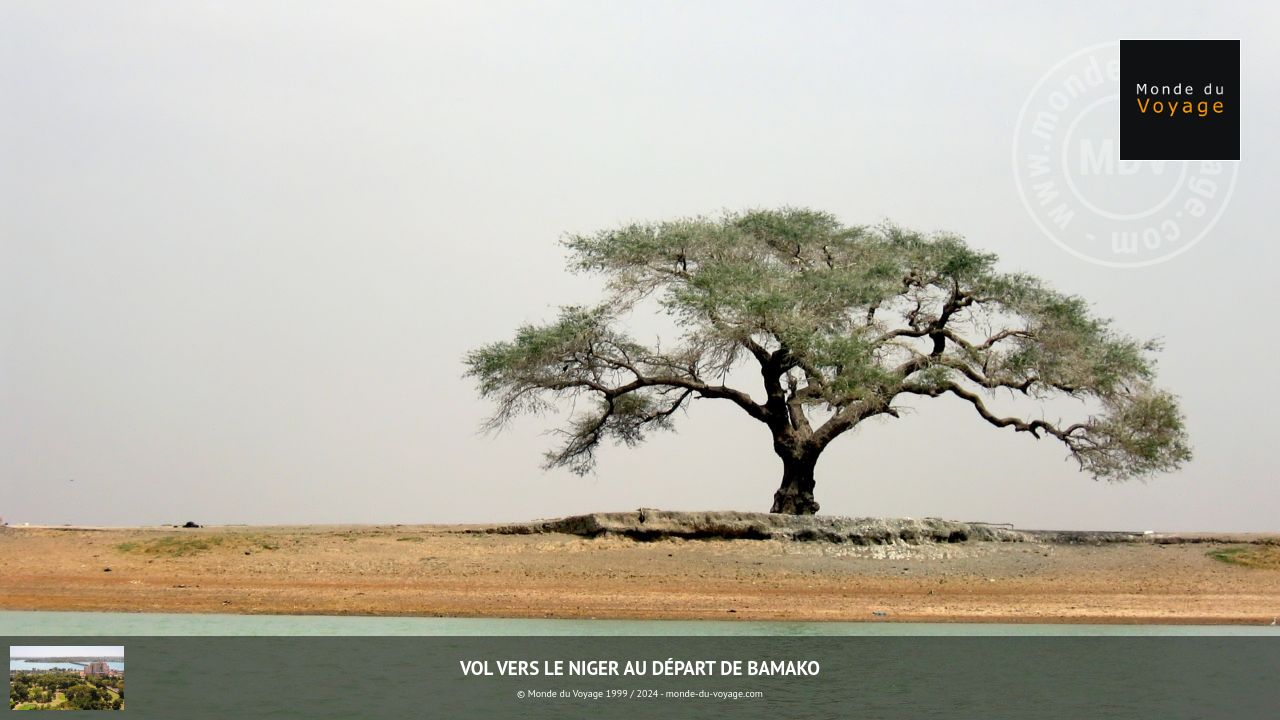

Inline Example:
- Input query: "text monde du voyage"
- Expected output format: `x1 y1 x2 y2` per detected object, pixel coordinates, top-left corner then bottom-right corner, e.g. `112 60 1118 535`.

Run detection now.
1135 82 1228 118
459 658 821 677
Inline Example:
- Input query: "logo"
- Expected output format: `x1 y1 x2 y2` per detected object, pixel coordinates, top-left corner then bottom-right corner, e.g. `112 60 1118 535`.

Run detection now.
1013 42 1238 268
1120 40 1239 160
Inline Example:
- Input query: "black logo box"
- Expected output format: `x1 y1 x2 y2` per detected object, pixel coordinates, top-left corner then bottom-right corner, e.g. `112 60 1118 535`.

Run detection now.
1120 40 1239 160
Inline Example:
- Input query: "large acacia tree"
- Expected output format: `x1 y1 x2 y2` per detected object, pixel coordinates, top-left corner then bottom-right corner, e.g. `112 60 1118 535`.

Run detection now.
466 209 1190 515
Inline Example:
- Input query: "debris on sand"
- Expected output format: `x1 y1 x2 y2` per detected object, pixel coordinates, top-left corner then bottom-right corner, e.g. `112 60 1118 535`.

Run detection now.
485 510 1030 545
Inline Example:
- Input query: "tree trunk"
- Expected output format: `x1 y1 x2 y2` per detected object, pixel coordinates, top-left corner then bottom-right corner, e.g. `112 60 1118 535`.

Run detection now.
770 453 820 515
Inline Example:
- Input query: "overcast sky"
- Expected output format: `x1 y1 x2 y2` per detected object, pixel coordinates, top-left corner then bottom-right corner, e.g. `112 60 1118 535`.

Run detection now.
10 646 124 659
3 1 1277 531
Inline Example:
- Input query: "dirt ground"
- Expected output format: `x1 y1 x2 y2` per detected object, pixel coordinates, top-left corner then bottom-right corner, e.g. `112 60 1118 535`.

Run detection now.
1 524 1278 624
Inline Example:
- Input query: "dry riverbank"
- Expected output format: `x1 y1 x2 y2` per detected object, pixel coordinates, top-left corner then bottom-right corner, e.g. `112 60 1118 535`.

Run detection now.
1 521 1277 624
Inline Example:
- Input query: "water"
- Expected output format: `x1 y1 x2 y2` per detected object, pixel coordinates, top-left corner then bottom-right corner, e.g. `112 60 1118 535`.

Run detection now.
3 612 1275 718
1 610 1275 636
9 659 124 671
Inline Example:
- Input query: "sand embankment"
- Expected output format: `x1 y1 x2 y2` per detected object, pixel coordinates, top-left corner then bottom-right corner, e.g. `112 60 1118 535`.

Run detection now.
1 514 1277 624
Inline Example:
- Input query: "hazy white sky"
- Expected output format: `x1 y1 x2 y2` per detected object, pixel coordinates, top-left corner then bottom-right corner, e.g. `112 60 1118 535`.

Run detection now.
10 646 124 658
3 1 1277 530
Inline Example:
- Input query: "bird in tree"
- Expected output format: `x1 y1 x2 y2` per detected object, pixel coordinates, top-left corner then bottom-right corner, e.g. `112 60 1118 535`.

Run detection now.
465 208 1190 515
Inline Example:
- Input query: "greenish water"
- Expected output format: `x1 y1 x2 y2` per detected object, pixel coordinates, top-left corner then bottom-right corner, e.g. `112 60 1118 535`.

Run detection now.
1 610 1275 636
9 659 124 671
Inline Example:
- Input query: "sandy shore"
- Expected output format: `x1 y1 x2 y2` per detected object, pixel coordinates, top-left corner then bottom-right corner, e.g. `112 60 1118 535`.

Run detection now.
1 524 1278 624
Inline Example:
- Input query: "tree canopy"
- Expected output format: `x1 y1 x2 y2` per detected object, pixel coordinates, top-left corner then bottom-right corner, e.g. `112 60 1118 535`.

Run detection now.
465 208 1190 514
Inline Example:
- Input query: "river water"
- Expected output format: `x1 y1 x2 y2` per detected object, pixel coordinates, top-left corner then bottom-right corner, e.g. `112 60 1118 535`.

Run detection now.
4 611 1276 719
1 610 1275 636
8 659 125 671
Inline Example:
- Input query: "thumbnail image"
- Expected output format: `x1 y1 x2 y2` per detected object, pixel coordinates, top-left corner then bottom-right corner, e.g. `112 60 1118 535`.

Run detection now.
9 646 124 711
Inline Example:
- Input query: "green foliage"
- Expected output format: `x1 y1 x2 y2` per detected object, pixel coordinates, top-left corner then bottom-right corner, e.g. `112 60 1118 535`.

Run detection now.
1207 545 1280 569
116 533 283 556
467 208 1190 487
1072 387 1191 479
116 535 226 556
542 390 686 475
10 671 121 711
63 683 115 710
